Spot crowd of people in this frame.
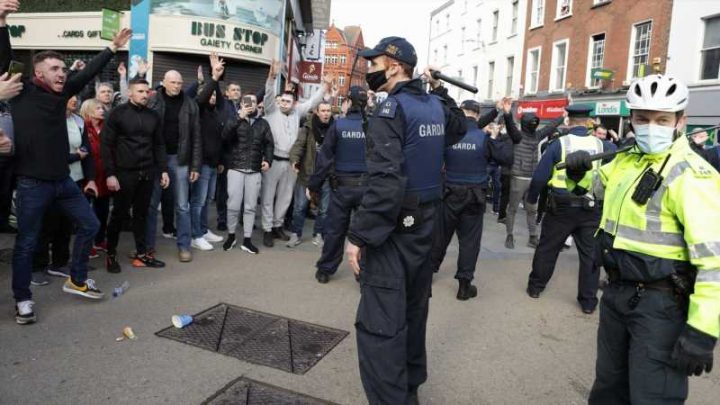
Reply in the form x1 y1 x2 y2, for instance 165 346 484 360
1 1 719 403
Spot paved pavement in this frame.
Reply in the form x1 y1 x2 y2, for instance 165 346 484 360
0 211 718 405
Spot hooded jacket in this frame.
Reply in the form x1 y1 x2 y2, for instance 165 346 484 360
503 112 563 177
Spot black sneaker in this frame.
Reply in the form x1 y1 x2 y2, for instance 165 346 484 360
272 227 290 241
106 254 121 274
527 235 539 249
505 234 515 249
132 253 165 268
217 223 228 231
223 234 237 251
315 270 330 284
263 231 274 247
241 238 259 254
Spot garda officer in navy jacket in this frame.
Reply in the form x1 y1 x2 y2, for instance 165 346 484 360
430 100 512 300
308 86 368 284
344 37 467 405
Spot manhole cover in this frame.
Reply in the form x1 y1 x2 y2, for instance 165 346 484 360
156 304 348 374
202 377 338 405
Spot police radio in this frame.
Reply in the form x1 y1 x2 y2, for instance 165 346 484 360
631 154 671 205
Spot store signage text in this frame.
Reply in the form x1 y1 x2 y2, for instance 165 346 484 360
58 30 102 39
8 25 25 38
190 21 270 55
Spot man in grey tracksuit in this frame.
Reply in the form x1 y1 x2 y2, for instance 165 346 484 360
260 61 330 247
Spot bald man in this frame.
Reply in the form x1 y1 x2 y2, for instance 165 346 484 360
146 70 202 263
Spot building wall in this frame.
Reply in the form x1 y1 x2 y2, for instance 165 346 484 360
521 0 673 97
428 0 527 102
323 25 367 107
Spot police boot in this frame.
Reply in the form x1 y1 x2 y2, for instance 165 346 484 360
527 235 539 248
505 234 514 249
456 279 478 301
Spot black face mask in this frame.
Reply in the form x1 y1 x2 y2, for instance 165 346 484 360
366 70 387 92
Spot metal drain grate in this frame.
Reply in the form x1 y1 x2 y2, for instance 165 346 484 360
156 304 348 374
202 377 338 405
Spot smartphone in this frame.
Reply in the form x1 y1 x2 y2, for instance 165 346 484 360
242 95 253 107
8 60 24 76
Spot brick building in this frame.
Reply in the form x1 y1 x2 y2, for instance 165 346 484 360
323 24 367 108
519 0 673 133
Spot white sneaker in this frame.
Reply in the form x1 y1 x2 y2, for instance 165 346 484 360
564 236 574 248
286 233 302 248
203 230 224 243
192 237 214 251
312 234 324 247
15 300 36 325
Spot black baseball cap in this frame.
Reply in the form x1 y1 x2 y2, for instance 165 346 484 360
565 103 594 117
460 100 481 114
348 86 368 104
359 36 418 67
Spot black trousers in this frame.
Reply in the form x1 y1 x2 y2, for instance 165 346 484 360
356 203 437 405
429 186 485 281
498 171 512 219
0 159 13 225
160 181 175 234
92 196 110 245
527 205 601 309
33 202 73 271
107 170 155 256
589 284 688 404
316 185 366 275
216 169 228 227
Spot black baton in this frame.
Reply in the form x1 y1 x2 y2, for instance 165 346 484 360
431 71 478 94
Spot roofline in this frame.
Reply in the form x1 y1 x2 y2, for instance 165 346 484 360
430 0 454 17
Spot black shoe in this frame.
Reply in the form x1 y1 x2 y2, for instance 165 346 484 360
223 234 237 251
407 387 419 405
132 253 165 268
0 223 17 234
526 287 540 299
272 227 290 241
241 238 259 254
217 223 228 232
106 254 121 274
497 216 506 224
527 235 539 249
263 231 274 247
582 307 596 315
505 234 514 249
315 270 330 284
456 279 478 301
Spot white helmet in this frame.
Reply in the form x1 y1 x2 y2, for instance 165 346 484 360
626 74 689 113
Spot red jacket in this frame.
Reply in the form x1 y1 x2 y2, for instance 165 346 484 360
86 119 109 198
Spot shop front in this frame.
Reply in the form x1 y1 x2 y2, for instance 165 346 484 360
516 98 568 125
589 99 631 137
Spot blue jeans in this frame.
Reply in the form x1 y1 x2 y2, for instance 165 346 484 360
290 181 330 237
145 155 190 250
12 176 99 301
488 164 502 213
190 164 216 238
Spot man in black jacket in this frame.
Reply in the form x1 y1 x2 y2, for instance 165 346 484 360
221 94 273 254
145 70 202 263
1 3 131 324
102 78 169 273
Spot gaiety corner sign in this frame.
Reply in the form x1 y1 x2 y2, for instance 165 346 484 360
190 21 269 55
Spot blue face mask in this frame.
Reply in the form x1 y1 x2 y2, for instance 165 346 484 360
633 124 675 154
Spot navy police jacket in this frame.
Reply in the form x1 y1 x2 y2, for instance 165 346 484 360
308 110 367 192
347 79 468 248
445 117 511 186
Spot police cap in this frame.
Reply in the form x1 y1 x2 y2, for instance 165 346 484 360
565 103 594 118
459 99 481 114
359 36 418 67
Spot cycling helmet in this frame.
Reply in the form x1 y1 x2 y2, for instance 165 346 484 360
626 74 689 113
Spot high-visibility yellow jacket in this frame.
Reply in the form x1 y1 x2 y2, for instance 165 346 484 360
599 137 720 338
549 133 604 194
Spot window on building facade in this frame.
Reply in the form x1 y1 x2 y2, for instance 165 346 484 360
593 0 611 5
340 55 347 65
331 55 338 65
588 33 606 87
511 1 519 35
446 13 450 29
506 56 515 96
324 55 330 64
531 0 545 27
434 49 438 64
701 16 720 80
487 62 495 99
444 44 448 63
336 96 344 108
338 75 345 86
527 48 541 93
461 27 466 53
556 0 572 19
551 40 568 91
476 19 482 44
630 21 652 79
492 10 499 42
435 19 440 35
473 65 479 87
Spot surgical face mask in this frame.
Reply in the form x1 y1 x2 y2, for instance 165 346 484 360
633 124 675 154
365 70 387 92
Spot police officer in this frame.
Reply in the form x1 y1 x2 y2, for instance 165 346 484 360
430 99 511 300
525 104 610 314
344 37 467 404
308 86 368 284
564 75 720 403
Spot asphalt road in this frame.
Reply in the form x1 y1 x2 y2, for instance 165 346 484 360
0 211 718 404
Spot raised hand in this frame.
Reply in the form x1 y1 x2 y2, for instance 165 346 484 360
138 59 151 77
209 52 225 81
0 72 22 100
197 65 205 83
111 28 132 51
70 60 86 71
117 62 127 77
0 0 20 19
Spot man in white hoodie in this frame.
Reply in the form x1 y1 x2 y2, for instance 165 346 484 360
261 61 330 247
